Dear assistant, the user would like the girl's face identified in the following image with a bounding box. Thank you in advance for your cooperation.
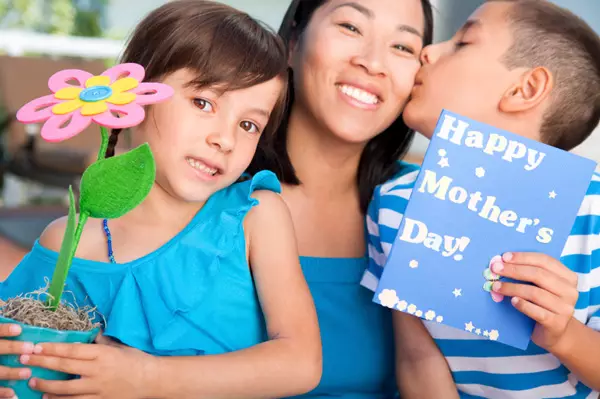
[134,69,284,203]
[290,0,425,144]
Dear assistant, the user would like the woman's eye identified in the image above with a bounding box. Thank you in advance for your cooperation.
[339,23,360,34]
[193,98,213,112]
[394,44,415,55]
[240,121,260,133]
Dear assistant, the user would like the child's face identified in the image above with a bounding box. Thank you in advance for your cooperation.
[135,69,283,203]
[403,2,541,141]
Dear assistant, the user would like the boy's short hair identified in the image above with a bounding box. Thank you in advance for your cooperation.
[493,0,600,150]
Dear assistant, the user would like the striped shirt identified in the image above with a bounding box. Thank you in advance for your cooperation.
[361,161,600,399]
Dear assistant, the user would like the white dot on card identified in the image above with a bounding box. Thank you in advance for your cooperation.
[454,254,463,261]
[409,260,419,268]
[475,167,486,178]
[438,149,447,157]
[534,219,540,226]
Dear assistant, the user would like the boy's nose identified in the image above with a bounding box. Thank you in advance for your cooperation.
[420,44,435,65]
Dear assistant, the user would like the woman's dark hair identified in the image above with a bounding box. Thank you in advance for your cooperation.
[105,0,288,158]
[247,0,434,213]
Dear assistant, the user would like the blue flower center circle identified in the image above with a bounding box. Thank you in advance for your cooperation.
[79,85,112,102]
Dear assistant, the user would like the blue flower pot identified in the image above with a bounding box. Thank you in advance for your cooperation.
[0,315,99,399]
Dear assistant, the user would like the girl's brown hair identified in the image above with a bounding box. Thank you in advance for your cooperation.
[105,0,288,157]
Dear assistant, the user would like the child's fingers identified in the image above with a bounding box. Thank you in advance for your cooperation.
[0,324,21,337]
[511,297,559,327]
[0,339,36,355]
[0,387,16,398]
[493,281,573,317]
[21,354,93,376]
[502,252,577,287]
[38,343,97,360]
[0,364,31,380]
[30,376,95,396]
[492,262,578,304]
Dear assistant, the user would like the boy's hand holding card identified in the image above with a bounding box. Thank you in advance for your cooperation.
[374,110,597,350]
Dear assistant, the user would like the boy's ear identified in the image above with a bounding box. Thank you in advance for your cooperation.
[499,66,554,114]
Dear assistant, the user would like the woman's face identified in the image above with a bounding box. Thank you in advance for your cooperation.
[290,0,425,144]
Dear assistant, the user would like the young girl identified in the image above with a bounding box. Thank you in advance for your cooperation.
[0,1,321,398]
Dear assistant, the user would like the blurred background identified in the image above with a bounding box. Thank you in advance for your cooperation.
[0,0,598,268]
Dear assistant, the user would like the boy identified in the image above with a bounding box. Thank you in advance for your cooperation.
[361,1,600,398]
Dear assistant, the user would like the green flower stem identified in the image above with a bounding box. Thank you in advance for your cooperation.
[47,209,90,310]
[98,126,109,161]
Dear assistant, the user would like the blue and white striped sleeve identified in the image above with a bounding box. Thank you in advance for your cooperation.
[361,163,421,292]
[586,172,600,330]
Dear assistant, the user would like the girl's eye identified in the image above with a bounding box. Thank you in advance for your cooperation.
[394,44,415,55]
[240,121,260,134]
[454,41,468,50]
[193,98,213,112]
[339,23,360,34]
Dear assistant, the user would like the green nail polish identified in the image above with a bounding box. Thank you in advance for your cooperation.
[483,281,493,292]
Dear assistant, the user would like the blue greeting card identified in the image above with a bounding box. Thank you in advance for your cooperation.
[374,109,597,350]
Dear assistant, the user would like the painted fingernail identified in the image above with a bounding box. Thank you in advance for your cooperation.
[502,252,514,262]
[492,262,504,273]
[492,281,502,291]
[22,342,34,353]
[491,292,505,302]
[29,378,36,388]
[20,355,29,364]
[9,325,21,335]
[511,297,519,306]
[483,268,499,281]
[33,344,42,354]
[483,281,493,292]
[488,255,502,268]
[18,368,31,379]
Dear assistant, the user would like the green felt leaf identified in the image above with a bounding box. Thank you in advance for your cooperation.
[47,186,77,310]
[79,143,155,219]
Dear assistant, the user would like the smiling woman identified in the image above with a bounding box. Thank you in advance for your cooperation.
[247,0,433,398]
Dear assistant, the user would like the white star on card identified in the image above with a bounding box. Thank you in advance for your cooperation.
[483,330,489,337]
[476,329,481,335]
[489,330,500,341]
[438,149,447,157]
[465,322,475,332]
[452,288,462,298]
[549,191,557,199]
[438,157,449,168]
[475,167,485,178]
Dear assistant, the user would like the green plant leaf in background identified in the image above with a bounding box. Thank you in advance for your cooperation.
[47,185,77,310]
[79,143,156,219]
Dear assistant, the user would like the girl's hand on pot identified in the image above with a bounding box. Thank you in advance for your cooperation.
[0,323,34,398]
[20,340,157,399]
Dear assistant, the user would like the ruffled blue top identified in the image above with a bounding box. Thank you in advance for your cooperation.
[0,171,280,357]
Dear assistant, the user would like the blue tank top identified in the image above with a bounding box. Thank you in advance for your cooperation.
[288,257,397,399]
[0,171,280,357]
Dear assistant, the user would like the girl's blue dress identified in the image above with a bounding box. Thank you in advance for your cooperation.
[0,171,280,357]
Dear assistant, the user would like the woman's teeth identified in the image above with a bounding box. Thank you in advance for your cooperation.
[186,157,218,175]
[338,84,379,105]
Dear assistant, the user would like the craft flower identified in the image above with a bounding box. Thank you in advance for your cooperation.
[16,63,173,142]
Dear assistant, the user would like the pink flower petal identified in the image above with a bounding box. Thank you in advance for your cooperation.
[131,82,174,105]
[41,111,92,143]
[48,69,94,93]
[102,63,145,85]
[92,103,145,129]
[16,94,62,124]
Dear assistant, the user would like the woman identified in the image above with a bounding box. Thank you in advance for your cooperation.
[248,0,433,397]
